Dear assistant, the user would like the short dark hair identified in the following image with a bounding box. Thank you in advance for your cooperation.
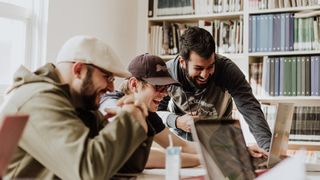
[179,26,216,61]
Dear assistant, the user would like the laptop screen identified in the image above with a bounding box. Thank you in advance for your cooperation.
[267,103,294,167]
[192,119,256,180]
[0,114,29,176]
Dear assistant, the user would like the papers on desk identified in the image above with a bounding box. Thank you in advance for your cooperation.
[256,151,306,180]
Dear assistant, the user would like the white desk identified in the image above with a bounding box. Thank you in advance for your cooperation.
[136,168,320,180]
[137,167,206,179]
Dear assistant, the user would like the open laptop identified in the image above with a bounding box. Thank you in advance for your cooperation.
[191,103,295,179]
[0,114,29,176]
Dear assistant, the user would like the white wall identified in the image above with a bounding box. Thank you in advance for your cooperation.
[47,0,142,66]
[136,0,148,55]
[47,0,151,88]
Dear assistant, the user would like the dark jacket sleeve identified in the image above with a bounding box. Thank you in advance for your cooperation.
[217,57,271,150]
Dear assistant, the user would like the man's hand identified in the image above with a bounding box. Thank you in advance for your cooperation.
[176,114,196,132]
[247,144,268,158]
[117,95,148,132]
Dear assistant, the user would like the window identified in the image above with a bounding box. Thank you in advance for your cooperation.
[0,0,48,95]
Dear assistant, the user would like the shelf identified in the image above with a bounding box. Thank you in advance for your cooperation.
[249,5,320,15]
[257,96,320,101]
[256,96,320,106]
[220,53,245,59]
[160,55,177,60]
[148,11,243,22]
[249,50,320,57]
[289,141,320,151]
[160,53,244,61]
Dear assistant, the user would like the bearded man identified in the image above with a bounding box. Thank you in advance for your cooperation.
[0,35,148,180]
[159,26,271,154]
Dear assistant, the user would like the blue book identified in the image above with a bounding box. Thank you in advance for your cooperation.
[252,15,257,52]
[268,14,273,52]
[285,13,290,51]
[261,15,268,52]
[289,13,294,51]
[273,14,281,51]
[280,13,286,52]
[256,15,261,52]
[249,16,252,52]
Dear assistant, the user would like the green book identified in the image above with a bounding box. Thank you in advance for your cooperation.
[296,57,302,96]
[283,57,290,96]
[291,57,297,96]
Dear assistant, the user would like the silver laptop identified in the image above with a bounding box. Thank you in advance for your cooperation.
[191,103,295,179]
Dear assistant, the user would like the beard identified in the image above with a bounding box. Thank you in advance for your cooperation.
[80,68,99,110]
[182,63,209,89]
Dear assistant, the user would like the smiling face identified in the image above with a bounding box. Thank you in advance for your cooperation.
[80,64,115,110]
[180,51,215,88]
[143,83,169,112]
[128,78,168,112]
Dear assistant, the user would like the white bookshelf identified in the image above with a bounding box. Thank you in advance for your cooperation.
[249,50,320,57]
[147,0,320,150]
[249,5,320,15]
[148,11,244,22]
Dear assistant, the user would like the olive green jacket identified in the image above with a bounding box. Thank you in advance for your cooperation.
[0,63,146,180]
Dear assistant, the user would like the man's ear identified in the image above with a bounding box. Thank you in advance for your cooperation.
[128,77,139,93]
[72,62,85,79]
[178,56,186,69]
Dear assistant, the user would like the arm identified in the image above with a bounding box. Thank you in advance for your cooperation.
[221,58,271,150]
[154,127,197,154]
[145,147,200,168]
[19,91,147,180]
[157,95,180,129]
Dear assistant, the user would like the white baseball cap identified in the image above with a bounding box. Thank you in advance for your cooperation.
[56,35,131,78]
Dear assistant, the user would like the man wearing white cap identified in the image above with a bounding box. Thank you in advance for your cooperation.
[0,35,148,180]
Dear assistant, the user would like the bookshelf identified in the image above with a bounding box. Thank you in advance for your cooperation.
[147,0,320,150]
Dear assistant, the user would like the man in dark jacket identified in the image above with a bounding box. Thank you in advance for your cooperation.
[159,26,271,152]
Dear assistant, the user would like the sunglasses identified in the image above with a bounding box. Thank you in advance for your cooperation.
[151,84,170,93]
[138,78,170,93]
[86,64,115,83]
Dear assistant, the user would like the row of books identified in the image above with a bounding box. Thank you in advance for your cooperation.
[149,23,192,56]
[249,0,320,10]
[199,19,243,54]
[249,13,320,53]
[148,0,193,17]
[149,19,243,56]
[262,104,320,143]
[148,0,243,17]
[290,106,320,142]
[250,55,320,97]
[198,0,243,14]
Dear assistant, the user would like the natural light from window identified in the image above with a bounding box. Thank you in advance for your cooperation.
[0,17,26,84]
[0,0,47,95]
